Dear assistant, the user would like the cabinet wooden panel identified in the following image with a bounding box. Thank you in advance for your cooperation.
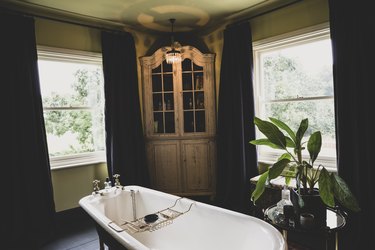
[140,46,216,197]
[182,140,214,192]
[147,142,181,193]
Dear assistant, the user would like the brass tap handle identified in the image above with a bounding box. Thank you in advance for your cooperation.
[93,180,100,192]
[113,174,121,187]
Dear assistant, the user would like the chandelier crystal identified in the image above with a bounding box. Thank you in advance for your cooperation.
[165,18,181,64]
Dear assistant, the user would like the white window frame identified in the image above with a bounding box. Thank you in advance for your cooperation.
[38,46,106,169]
[252,23,337,171]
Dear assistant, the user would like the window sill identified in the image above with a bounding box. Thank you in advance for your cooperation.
[252,160,338,189]
[258,153,338,172]
[250,175,298,189]
[50,151,106,170]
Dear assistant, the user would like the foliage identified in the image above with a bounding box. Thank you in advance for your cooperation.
[263,54,335,139]
[250,117,360,212]
[43,68,104,156]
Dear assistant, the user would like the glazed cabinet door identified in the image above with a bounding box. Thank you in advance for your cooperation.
[141,57,179,138]
[178,56,216,137]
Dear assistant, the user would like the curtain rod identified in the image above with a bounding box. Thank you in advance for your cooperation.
[226,0,303,28]
[0,6,126,34]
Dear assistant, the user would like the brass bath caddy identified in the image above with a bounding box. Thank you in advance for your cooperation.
[108,197,195,234]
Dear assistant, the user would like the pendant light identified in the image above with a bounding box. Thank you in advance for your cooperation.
[165,18,182,64]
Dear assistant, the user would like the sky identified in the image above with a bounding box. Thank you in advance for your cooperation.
[38,60,101,96]
[264,39,332,75]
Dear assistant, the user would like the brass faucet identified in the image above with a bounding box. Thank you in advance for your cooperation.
[93,180,100,193]
[113,174,121,187]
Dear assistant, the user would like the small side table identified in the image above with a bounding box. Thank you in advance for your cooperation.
[264,205,346,250]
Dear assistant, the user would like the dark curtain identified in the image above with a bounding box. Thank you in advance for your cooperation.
[328,1,375,249]
[101,31,150,187]
[215,22,258,214]
[1,13,56,249]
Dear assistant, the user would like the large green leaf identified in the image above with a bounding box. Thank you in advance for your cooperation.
[269,158,291,179]
[251,171,269,203]
[254,117,286,149]
[332,174,361,212]
[318,168,335,207]
[278,153,291,161]
[249,139,283,149]
[286,137,296,148]
[269,117,296,142]
[295,118,308,146]
[307,131,322,164]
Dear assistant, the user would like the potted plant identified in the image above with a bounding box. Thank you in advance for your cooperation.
[250,117,360,227]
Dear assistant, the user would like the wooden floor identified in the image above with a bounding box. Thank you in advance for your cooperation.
[39,208,106,250]
[40,220,105,250]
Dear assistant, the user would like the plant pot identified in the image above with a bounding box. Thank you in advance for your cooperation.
[290,188,327,229]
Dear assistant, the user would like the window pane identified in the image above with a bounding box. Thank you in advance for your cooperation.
[184,111,194,132]
[152,74,162,92]
[182,58,192,71]
[43,110,104,156]
[195,111,205,132]
[261,39,333,101]
[264,99,336,158]
[165,112,175,133]
[162,60,172,73]
[163,73,173,91]
[194,73,204,90]
[39,58,105,159]
[183,92,194,110]
[195,92,204,109]
[182,73,193,90]
[164,93,174,111]
[153,113,163,133]
[153,93,163,111]
[39,60,103,107]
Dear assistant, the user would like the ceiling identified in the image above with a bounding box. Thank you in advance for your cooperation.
[1,0,299,34]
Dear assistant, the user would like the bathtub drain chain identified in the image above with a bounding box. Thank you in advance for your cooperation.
[108,197,194,234]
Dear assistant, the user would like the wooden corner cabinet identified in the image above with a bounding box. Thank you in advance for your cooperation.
[140,46,216,197]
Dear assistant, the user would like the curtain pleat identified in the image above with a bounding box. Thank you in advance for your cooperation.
[328,1,375,249]
[101,31,150,187]
[215,22,258,214]
[1,13,56,249]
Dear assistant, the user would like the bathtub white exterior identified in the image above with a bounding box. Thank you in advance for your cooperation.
[79,185,287,250]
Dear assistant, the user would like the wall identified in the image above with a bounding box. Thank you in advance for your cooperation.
[51,164,107,212]
[35,18,101,52]
[202,0,330,101]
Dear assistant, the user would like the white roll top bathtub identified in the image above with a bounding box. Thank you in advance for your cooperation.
[79,186,286,250]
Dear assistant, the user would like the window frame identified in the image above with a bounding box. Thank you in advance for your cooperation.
[38,46,106,169]
[252,23,337,171]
